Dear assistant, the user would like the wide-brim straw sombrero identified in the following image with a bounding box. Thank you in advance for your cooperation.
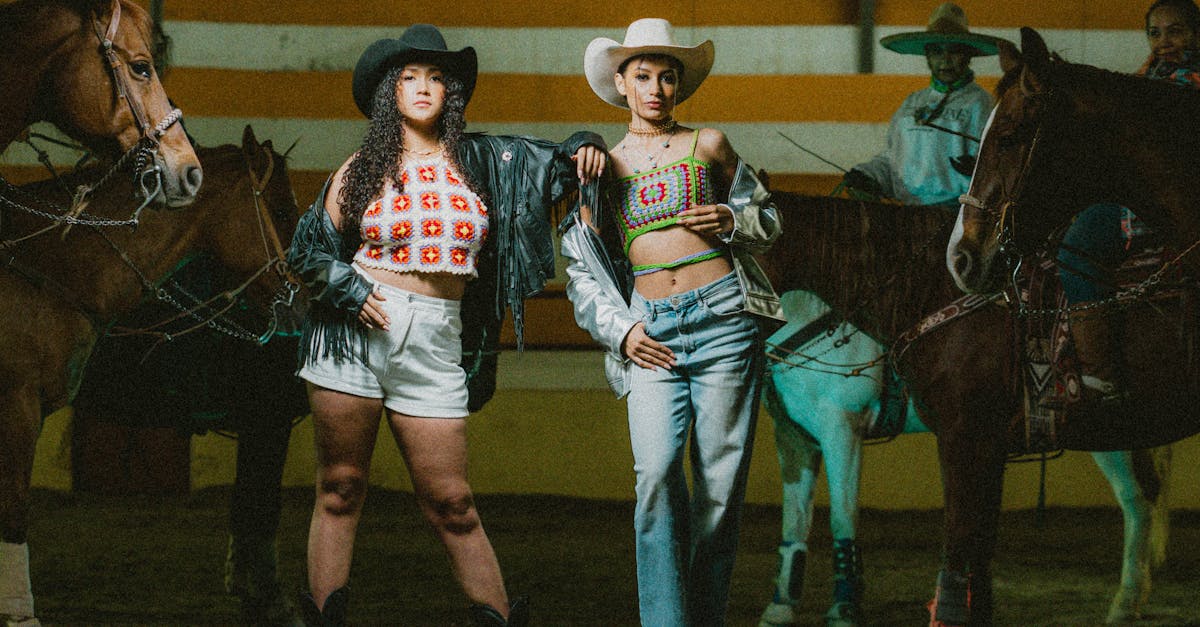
[880,2,1005,57]
[584,18,715,109]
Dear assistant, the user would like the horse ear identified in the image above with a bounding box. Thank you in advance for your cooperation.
[1020,27,1050,72]
[241,125,260,153]
[998,39,1020,75]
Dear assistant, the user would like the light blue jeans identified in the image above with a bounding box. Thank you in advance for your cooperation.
[627,272,763,627]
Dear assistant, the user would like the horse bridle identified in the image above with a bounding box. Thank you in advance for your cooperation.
[0,0,186,232]
[957,87,1054,264]
[107,147,303,346]
[86,0,185,214]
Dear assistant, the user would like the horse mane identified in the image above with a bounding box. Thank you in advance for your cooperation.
[1053,57,1200,113]
[995,52,1200,119]
[771,193,960,340]
[0,0,96,27]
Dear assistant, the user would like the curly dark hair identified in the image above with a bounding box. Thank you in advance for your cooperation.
[337,64,484,252]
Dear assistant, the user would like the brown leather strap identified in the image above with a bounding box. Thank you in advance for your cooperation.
[92,0,153,140]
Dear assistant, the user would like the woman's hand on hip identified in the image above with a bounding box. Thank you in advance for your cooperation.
[358,287,390,331]
[677,204,733,236]
[572,145,607,185]
[623,322,675,370]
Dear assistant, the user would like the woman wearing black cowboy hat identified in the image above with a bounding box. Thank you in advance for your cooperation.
[286,23,606,626]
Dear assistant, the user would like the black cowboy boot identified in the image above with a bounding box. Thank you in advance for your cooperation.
[299,586,348,627]
[469,596,529,627]
[1069,309,1126,402]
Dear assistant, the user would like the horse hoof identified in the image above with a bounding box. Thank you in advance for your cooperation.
[825,601,860,627]
[758,601,799,626]
[1105,584,1146,624]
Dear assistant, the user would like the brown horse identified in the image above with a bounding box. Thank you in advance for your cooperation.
[946,27,1200,294]
[0,127,299,625]
[0,0,201,206]
[762,192,1181,626]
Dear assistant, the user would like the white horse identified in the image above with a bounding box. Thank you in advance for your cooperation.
[757,290,1171,627]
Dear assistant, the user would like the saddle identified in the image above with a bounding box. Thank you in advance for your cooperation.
[1016,245,1198,453]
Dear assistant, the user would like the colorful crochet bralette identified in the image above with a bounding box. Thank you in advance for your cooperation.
[617,130,716,256]
[353,157,489,277]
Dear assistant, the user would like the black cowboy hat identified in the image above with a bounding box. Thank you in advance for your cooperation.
[351,24,477,117]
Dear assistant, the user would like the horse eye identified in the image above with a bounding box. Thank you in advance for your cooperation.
[130,61,153,79]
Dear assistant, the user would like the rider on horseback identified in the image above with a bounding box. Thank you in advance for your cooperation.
[1057,0,1200,402]
[840,2,1002,207]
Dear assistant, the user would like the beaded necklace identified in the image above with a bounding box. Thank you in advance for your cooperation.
[620,127,680,174]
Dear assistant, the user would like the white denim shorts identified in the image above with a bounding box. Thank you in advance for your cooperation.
[297,267,468,418]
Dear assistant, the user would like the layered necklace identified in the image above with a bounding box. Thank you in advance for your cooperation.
[403,144,444,161]
[622,119,679,174]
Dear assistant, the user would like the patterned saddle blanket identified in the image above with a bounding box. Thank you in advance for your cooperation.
[1016,246,1194,453]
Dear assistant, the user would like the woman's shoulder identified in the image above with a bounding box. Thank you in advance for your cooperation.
[692,127,737,167]
[318,154,357,223]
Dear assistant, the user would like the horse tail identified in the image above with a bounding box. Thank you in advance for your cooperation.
[1131,445,1172,569]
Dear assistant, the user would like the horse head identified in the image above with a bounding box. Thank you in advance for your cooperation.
[22,0,202,207]
[947,27,1091,293]
[202,126,306,342]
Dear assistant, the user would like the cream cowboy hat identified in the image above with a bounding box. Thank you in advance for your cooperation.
[584,18,715,109]
[879,3,1005,57]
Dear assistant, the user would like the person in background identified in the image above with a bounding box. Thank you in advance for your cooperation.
[1057,0,1200,402]
[842,2,1001,207]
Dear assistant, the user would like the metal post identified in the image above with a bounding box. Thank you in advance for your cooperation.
[858,0,876,74]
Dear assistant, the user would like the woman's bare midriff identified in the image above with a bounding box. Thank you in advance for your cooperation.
[357,265,467,300]
[629,225,732,300]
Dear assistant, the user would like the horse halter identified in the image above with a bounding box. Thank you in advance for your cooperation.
[108,149,302,347]
[958,85,1055,266]
[245,148,304,343]
[91,0,184,209]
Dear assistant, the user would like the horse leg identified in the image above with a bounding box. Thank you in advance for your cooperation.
[0,384,41,626]
[821,415,864,627]
[222,338,304,626]
[1090,448,1172,623]
[931,423,1006,627]
[225,407,296,625]
[758,388,821,627]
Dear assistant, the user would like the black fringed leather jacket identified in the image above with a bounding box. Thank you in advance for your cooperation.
[287,130,605,411]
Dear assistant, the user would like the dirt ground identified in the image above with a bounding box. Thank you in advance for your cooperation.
[23,487,1200,626]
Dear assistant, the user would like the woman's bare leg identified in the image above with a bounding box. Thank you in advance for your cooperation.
[307,385,383,607]
[388,412,509,615]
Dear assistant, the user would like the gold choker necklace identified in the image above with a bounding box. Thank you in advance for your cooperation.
[627,120,678,137]
[403,145,443,157]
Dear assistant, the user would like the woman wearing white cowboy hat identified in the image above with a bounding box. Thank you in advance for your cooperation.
[842,2,1004,207]
[565,17,782,626]
[286,23,606,627]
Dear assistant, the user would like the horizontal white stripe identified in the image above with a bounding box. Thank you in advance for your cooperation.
[3,119,888,176]
[165,22,1150,76]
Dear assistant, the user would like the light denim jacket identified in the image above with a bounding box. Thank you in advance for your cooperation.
[561,158,783,397]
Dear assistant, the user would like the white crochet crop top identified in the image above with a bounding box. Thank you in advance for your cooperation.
[353,157,489,277]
